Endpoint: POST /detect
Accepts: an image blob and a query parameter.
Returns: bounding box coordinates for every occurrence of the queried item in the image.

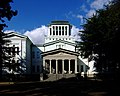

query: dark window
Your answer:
[32,65,35,72]
[12,59,15,64]
[37,65,40,72]
[32,51,35,58]
[37,51,40,59]
[65,27,67,35]
[50,28,51,35]
[53,26,55,35]
[59,26,61,35]
[53,31,55,35]
[81,65,84,72]
[12,45,15,56]
[17,47,19,55]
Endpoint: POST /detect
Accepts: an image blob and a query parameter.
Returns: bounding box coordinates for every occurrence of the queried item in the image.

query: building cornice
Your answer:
[41,48,79,57]
[44,40,76,47]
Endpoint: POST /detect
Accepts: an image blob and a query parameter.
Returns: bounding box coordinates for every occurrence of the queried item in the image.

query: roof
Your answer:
[4,32,27,38]
[48,20,72,27]
[3,32,33,44]
[41,48,79,57]
[44,40,76,47]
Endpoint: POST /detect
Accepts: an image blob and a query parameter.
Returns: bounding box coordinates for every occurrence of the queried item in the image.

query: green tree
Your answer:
[0,0,17,78]
[79,0,120,79]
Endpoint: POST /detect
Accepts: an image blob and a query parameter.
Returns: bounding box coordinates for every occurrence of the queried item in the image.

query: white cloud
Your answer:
[4,30,16,33]
[80,4,88,13]
[86,0,112,18]
[86,9,96,18]
[24,25,48,44]
[91,0,112,10]
[24,25,81,43]
[5,25,81,44]
[71,25,81,41]
[76,15,84,24]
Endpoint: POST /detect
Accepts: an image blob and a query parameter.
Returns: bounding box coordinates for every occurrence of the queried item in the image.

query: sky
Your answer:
[4,0,112,44]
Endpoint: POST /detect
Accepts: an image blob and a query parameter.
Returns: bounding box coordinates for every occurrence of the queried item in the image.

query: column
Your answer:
[62,60,64,74]
[64,26,65,36]
[67,26,69,36]
[51,26,53,36]
[75,59,77,73]
[55,26,56,35]
[56,60,58,74]
[69,60,70,74]
[43,58,45,70]
[50,60,51,74]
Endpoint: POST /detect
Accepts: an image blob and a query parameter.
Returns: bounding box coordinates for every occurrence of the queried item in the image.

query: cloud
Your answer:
[80,4,88,13]
[76,15,84,24]
[24,25,81,44]
[90,0,112,10]
[86,9,96,18]
[4,25,81,44]
[24,25,48,44]
[86,0,112,18]
[4,30,16,33]
[71,25,81,41]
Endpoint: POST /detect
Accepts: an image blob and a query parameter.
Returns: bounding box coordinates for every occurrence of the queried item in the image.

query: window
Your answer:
[53,31,55,35]
[53,26,55,35]
[32,65,35,72]
[37,51,40,59]
[50,28,52,35]
[12,45,15,56]
[59,45,61,48]
[62,26,64,35]
[32,51,35,58]
[81,65,84,72]
[17,47,19,55]
[56,26,58,35]
[37,65,40,72]
[65,26,67,35]
[12,59,15,64]
[59,26,61,35]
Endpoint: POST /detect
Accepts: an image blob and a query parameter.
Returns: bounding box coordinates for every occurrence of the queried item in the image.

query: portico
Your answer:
[42,48,78,74]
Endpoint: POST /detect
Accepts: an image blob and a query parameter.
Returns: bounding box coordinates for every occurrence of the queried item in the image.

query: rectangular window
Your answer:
[53,31,55,35]
[81,65,84,72]
[50,28,51,35]
[32,51,35,58]
[59,26,61,35]
[37,51,40,59]
[65,26,67,35]
[17,47,19,55]
[37,65,40,72]
[32,65,35,72]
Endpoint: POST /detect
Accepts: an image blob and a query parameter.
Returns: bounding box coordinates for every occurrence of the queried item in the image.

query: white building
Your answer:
[3,32,33,74]
[4,21,95,79]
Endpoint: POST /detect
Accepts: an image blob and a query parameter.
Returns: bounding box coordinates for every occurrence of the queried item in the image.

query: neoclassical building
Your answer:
[4,20,95,80]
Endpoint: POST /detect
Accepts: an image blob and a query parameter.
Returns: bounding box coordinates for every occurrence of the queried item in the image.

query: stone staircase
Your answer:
[44,74,76,82]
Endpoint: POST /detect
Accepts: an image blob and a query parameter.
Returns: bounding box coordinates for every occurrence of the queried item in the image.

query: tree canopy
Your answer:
[79,0,120,78]
[0,0,17,77]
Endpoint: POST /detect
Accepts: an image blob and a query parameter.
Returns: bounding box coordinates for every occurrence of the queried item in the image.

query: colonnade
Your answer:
[49,25,70,36]
[44,59,77,74]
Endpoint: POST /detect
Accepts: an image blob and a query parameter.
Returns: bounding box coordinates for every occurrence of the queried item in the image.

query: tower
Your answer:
[45,20,75,44]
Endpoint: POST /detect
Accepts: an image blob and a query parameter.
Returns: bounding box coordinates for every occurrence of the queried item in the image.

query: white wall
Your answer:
[45,42,75,52]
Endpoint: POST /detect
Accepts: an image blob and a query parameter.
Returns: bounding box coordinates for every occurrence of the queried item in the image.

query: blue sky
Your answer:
[4,0,112,44]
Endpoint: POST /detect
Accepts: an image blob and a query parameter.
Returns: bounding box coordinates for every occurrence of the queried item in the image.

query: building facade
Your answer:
[4,21,95,79]
[3,32,33,74]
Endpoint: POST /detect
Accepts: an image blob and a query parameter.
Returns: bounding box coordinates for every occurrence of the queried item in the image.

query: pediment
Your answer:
[42,48,79,57]
[4,32,27,39]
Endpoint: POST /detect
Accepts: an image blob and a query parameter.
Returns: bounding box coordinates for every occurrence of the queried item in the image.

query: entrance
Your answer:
[58,60,62,74]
